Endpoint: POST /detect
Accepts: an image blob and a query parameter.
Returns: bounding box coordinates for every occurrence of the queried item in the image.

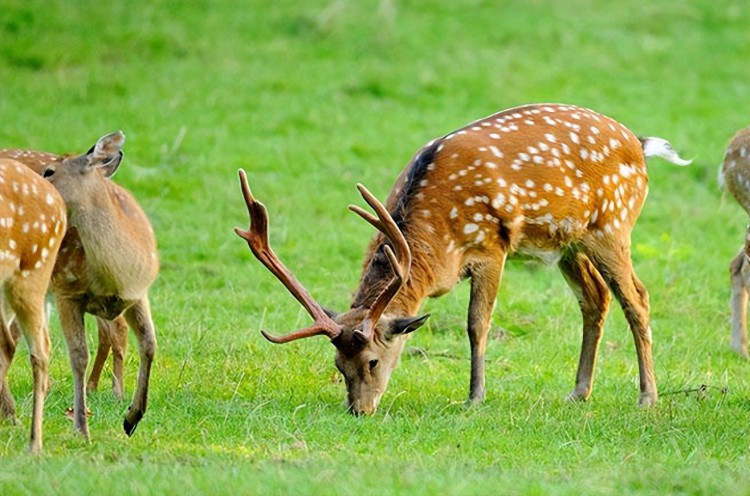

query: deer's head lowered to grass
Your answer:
[236,103,691,415]
[235,173,428,414]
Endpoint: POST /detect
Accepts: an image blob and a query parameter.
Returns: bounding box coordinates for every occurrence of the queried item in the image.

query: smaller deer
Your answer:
[38,132,158,440]
[719,126,750,358]
[0,148,130,402]
[0,158,67,453]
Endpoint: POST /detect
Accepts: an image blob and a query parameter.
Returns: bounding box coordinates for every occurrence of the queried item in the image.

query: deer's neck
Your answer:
[351,141,454,316]
[66,183,157,296]
[351,229,442,317]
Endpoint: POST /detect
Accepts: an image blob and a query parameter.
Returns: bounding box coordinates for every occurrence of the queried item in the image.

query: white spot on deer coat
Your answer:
[489,146,503,158]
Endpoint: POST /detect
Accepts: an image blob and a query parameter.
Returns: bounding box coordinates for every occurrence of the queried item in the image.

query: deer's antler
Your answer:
[348,183,412,338]
[234,169,341,343]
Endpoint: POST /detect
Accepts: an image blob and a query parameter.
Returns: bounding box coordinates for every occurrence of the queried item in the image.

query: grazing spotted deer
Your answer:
[0,158,66,453]
[12,132,158,440]
[0,148,130,400]
[236,103,691,415]
[719,126,750,358]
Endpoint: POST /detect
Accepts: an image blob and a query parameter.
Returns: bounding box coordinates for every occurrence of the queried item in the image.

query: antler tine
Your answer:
[234,169,341,342]
[349,183,412,334]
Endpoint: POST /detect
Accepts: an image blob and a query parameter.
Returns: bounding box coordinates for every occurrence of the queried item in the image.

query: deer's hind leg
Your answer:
[88,316,129,399]
[558,250,611,402]
[6,279,52,454]
[585,239,656,407]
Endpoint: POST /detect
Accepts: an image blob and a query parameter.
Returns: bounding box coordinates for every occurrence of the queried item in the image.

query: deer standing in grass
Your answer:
[0,148,130,401]
[0,158,66,453]
[236,103,690,415]
[719,126,750,358]
[4,132,158,440]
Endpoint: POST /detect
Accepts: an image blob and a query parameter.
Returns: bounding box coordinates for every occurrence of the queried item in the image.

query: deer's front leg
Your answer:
[729,250,749,358]
[122,298,156,436]
[466,256,505,406]
[57,298,90,440]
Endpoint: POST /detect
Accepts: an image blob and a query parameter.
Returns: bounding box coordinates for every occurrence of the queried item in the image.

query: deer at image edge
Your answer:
[719,126,750,358]
[0,158,66,453]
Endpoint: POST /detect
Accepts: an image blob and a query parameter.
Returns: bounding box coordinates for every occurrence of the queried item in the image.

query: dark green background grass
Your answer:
[1,0,749,494]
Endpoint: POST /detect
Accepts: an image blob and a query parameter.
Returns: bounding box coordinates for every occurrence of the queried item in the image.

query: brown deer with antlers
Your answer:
[719,126,750,358]
[0,158,66,453]
[1,132,158,440]
[0,148,129,402]
[236,103,691,415]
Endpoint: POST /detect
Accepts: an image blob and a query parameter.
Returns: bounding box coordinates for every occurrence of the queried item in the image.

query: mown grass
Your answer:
[1,0,749,494]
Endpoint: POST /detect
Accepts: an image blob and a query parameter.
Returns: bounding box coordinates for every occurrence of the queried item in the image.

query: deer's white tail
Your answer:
[641,137,692,166]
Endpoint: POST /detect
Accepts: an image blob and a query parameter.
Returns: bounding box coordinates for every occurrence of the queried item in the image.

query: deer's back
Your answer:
[395,104,648,261]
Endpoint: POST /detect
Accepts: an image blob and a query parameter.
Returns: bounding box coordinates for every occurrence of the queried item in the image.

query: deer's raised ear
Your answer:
[86,131,125,178]
[387,313,430,338]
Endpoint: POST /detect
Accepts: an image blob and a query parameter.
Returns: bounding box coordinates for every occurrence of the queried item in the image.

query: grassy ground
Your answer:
[1,0,749,494]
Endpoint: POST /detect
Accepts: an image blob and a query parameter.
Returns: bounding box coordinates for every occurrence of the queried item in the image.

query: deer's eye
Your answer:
[42,167,55,178]
[368,359,379,370]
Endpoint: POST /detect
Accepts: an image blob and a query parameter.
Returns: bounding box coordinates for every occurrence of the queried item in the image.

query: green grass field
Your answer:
[1,0,749,494]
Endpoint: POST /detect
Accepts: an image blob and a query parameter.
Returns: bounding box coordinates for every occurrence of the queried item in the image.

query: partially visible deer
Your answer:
[19,132,157,440]
[236,103,691,415]
[0,148,130,401]
[719,126,750,358]
[0,158,66,453]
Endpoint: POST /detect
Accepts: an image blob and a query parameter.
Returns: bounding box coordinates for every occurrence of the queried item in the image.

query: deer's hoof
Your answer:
[123,418,138,437]
[638,392,657,408]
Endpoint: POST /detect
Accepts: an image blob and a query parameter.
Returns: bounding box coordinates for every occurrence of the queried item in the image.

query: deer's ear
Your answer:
[323,307,339,319]
[97,151,123,178]
[387,314,430,338]
[86,131,125,177]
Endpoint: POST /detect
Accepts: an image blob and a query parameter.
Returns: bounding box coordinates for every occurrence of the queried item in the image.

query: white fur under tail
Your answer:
[641,137,692,166]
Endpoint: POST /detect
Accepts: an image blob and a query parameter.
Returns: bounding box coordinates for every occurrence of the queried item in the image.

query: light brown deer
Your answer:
[0,158,67,453]
[0,148,130,401]
[21,132,157,440]
[719,126,750,358]
[236,103,691,415]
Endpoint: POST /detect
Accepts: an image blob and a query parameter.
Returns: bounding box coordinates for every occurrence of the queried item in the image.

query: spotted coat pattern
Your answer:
[349,103,689,413]
[365,104,651,311]
[0,158,66,281]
